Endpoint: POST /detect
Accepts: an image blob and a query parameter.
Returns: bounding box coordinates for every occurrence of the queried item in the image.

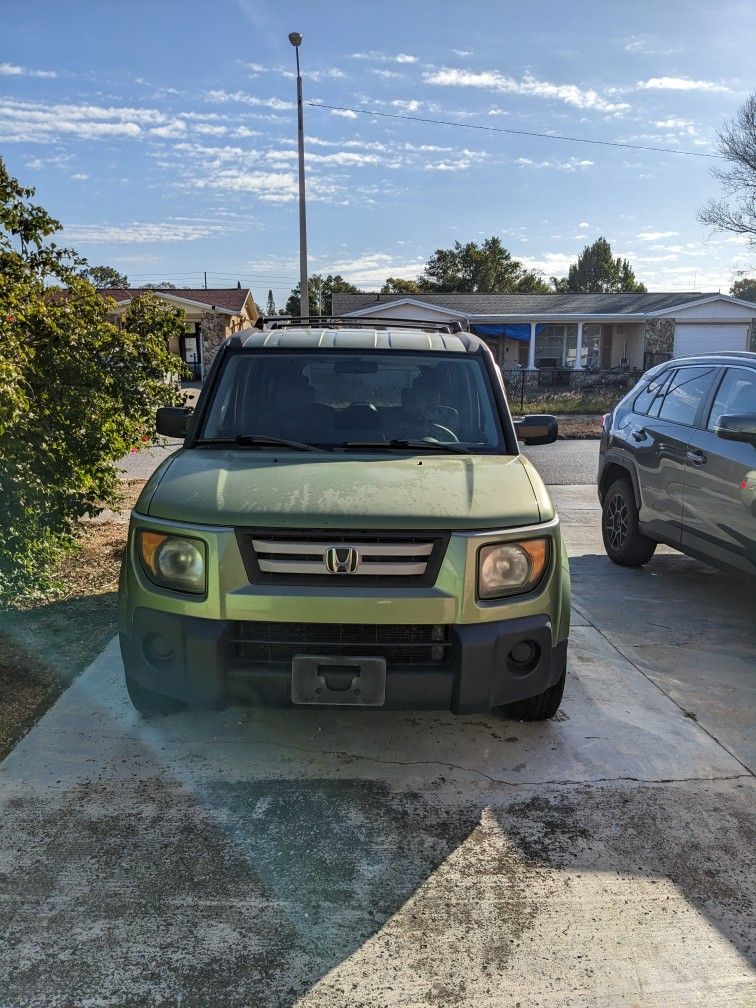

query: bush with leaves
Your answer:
[0,159,185,603]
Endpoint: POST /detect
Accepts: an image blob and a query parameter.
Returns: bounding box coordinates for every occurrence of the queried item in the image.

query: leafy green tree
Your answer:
[265,288,277,315]
[285,274,361,316]
[698,93,756,247]
[554,237,647,293]
[380,277,423,294]
[0,158,184,601]
[731,276,756,302]
[417,237,550,293]
[79,265,129,288]
[144,281,177,289]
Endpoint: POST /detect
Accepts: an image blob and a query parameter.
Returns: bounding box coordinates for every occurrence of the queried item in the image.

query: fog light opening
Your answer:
[143,632,175,669]
[507,639,540,674]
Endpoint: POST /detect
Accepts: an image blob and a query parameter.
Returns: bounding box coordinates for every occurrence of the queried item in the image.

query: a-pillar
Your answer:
[574,320,584,370]
[527,321,537,370]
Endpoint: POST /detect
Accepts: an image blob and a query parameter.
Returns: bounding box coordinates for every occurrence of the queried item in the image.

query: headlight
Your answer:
[137,531,207,594]
[478,538,549,599]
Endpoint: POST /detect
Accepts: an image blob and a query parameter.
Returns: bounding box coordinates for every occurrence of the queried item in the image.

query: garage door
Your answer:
[674,323,749,357]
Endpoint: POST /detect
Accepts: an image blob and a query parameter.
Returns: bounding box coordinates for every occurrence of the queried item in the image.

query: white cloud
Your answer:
[205,90,294,110]
[267,149,381,167]
[320,252,425,287]
[637,230,680,240]
[623,35,678,55]
[330,108,357,119]
[0,62,56,78]
[452,49,473,57]
[63,219,233,243]
[350,51,418,64]
[425,160,471,172]
[368,68,401,79]
[391,99,422,112]
[150,118,187,138]
[423,68,629,112]
[653,118,695,129]
[70,173,89,181]
[516,156,594,171]
[636,76,729,93]
[578,221,589,228]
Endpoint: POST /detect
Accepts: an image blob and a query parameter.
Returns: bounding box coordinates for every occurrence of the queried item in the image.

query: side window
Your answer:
[707,367,756,430]
[657,366,719,427]
[633,370,672,416]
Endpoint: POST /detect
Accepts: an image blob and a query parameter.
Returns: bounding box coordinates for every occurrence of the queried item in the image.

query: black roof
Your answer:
[333,291,733,316]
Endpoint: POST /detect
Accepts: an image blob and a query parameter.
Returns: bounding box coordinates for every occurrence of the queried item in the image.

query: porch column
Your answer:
[527,321,537,370]
[574,320,584,370]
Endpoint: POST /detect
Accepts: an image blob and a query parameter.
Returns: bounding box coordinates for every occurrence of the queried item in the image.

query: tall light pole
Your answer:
[289,31,309,318]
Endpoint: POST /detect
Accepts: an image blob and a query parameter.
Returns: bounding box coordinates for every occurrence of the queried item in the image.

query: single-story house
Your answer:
[332,292,756,370]
[101,287,258,378]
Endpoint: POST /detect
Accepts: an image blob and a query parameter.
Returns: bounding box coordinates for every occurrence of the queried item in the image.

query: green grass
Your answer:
[516,390,624,415]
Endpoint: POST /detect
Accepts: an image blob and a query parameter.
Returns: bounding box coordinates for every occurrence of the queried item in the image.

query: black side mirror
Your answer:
[714,414,756,444]
[156,406,193,438]
[514,414,559,446]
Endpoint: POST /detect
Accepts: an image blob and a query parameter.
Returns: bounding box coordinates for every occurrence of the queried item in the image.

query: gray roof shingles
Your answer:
[332,291,723,317]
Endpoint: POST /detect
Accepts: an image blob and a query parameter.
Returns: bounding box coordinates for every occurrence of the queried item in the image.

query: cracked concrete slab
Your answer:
[1,483,754,1007]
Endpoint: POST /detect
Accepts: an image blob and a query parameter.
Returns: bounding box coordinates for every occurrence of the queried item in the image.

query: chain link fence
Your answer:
[501,367,644,415]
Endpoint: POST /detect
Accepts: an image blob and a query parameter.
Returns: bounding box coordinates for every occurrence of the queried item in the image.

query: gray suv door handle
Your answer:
[686,449,707,466]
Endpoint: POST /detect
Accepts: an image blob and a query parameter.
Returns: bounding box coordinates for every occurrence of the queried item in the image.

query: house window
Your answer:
[535,324,578,368]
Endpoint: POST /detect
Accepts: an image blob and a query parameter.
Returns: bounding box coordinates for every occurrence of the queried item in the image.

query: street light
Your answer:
[289,31,309,318]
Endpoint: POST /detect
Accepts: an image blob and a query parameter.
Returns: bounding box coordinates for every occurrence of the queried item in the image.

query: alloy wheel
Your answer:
[604,492,629,551]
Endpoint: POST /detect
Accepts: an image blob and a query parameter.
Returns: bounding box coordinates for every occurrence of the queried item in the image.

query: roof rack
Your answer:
[253,314,468,335]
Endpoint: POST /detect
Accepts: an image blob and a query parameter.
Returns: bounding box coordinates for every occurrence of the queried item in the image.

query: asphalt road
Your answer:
[2,483,754,1006]
[117,438,601,486]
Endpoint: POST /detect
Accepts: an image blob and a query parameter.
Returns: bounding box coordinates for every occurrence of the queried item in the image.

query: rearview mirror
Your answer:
[714,413,756,444]
[156,406,193,438]
[514,414,558,446]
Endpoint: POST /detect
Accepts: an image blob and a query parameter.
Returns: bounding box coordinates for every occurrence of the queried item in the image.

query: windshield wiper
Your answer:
[199,434,325,452]
[342,439,471,455]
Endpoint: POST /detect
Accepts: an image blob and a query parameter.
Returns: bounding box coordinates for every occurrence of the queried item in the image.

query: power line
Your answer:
[306,101,724,160]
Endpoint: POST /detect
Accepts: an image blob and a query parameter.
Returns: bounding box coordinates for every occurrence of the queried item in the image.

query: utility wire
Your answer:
[306,101,724,160]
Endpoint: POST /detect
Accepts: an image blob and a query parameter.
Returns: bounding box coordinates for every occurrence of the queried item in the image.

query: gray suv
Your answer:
[598,352,756,577]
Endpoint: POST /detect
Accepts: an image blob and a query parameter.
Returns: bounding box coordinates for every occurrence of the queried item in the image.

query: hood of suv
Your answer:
[140,448,550,530]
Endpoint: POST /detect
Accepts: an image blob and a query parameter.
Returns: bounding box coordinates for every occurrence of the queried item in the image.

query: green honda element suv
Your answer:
[119,316,570,719]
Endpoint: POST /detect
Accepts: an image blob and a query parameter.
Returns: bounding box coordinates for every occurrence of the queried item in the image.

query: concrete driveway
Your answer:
[1,475,754,1006]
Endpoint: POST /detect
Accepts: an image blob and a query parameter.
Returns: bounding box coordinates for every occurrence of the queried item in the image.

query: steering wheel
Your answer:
[429,422,460,442]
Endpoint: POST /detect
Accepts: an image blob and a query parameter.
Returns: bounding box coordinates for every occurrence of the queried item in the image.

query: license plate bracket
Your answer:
[291,655,386,706]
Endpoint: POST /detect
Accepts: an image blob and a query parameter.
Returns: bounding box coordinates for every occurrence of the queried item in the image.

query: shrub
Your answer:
[0,159,185,603]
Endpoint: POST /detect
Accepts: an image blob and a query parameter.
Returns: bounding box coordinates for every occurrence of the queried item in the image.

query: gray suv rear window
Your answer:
[657,366,719,426]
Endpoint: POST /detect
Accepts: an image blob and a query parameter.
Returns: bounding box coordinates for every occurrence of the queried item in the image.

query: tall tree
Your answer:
[285,273,361,316]
[265,288,277,315]
[417,237,549,293]
[554,237,647,293]
[380,277,423,294]
[79,264,129,287]
[144,281,177,289]
[698,92,756,246]
[731,276,756,302]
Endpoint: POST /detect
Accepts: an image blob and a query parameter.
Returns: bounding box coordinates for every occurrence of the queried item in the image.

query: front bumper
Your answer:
[120,608,567,714]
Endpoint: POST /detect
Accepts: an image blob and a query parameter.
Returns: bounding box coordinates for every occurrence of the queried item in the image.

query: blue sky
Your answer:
[2,0,754,304]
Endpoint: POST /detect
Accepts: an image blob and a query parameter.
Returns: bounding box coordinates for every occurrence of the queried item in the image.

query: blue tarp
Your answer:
[471,323,546,342]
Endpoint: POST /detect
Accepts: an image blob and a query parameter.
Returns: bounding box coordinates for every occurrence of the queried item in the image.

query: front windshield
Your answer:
[200,351,505,451]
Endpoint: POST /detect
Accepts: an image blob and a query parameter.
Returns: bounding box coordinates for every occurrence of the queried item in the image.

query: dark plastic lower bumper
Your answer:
[120,608,568,715]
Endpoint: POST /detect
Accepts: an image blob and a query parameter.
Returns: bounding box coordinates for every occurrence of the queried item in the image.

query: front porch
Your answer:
[471,320,647,371]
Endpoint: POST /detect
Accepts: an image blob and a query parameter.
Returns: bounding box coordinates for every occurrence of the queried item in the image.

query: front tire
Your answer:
[499,667,566,721]
[602,476,656,567]
[125,675,184,717]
